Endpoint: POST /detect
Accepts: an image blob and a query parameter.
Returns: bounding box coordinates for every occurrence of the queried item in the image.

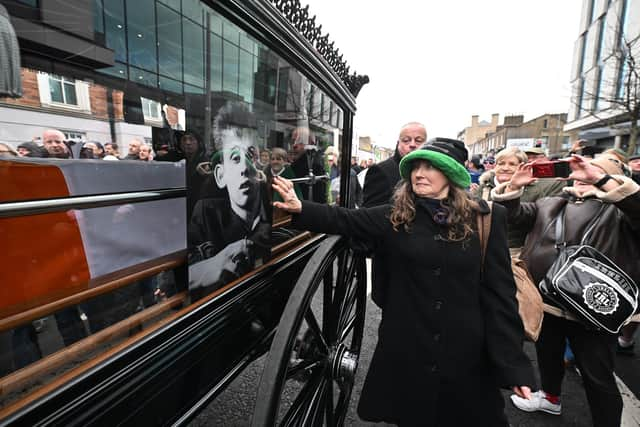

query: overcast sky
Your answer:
[304,0,583,149]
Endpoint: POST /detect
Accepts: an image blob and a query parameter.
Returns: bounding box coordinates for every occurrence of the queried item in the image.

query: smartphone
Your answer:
[531,161,571,178]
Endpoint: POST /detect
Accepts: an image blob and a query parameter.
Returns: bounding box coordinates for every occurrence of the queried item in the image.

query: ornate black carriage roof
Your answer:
[269,0,369,98]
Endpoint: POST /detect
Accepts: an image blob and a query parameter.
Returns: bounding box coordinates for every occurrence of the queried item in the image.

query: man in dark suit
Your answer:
[363,122,426,307]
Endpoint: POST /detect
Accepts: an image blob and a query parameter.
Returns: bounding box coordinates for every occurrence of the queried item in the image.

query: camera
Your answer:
[531,161,571,178]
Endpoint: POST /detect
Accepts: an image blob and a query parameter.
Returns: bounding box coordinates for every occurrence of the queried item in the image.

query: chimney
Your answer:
[471,115,479,127]
[491,113,499,127]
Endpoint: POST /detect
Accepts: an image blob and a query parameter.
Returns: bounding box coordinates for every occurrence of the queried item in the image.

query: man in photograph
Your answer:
[187,101,271,297]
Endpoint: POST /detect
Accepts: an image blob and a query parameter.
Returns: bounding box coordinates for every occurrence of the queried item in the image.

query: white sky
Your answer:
[304,0,583,149]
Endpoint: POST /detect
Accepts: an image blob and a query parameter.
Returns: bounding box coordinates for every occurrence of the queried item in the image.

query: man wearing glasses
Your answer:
[362,122,426,308]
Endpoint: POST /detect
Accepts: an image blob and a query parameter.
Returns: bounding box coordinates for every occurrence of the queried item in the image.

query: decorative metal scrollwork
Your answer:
[269,0,369,97]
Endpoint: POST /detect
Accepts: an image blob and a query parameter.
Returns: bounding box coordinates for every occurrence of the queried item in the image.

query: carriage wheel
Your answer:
[252,235,367,427]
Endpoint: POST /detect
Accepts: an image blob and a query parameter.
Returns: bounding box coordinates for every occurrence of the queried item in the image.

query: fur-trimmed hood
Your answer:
[478,170,495,187]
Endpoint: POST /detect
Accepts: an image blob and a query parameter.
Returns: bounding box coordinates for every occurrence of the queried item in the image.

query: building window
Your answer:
[619,0,629,44]
[595,65,606,110]
[141,97,162,120]
[543,119,548,128]
[37,72,91,111]
[49,75,78,105]
[617,59,628,100]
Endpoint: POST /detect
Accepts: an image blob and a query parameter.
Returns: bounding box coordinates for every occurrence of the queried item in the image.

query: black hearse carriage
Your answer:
[0,0,369,425]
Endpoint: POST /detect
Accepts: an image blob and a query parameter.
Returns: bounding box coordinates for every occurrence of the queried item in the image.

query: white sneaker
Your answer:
[510,390,561,415]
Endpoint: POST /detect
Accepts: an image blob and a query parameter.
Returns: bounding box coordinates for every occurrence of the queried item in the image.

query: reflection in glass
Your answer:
[183,17,205,88]
[210,33,223,92]
[49,75,77,105]
[104,0,127,62]
[188,101,272,299]
[157,3,183,81]
[182,0,204,25]
[223,40,239,94]
[126,0,157,71]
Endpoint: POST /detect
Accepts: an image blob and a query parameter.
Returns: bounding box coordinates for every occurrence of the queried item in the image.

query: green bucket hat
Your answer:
[399,138,471,188]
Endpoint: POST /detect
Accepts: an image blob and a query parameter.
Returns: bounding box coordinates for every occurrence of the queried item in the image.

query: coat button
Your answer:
[433,333,441,342]
[434,301,443,311]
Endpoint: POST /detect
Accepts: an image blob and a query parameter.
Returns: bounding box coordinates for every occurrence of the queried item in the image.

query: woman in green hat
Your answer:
[272,137,534,426]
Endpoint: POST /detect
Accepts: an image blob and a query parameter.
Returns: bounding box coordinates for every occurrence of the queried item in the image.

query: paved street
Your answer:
[191,261,640,426]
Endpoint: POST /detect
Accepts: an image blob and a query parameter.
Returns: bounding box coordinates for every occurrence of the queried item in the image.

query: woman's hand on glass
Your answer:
[272,176,302,213]
[507,163,537,191]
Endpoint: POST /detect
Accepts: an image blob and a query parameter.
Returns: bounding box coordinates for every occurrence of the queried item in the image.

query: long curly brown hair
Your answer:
[389,179,480,242]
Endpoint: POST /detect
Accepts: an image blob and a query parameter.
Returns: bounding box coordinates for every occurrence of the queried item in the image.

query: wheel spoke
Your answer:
[304,310,329,353]
[337,283,358,333]
[339,313,357,344]
[337,277,359,334]
[336,252,352,290]
[285,357,324,380]
[281,368,325,427]
[323,265,335,341]
[300,375,329,427]
[333,384,353,427]
[324,376,335,427]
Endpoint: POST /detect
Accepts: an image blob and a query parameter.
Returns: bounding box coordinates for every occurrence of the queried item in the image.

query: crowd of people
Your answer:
[3,114,640,425]
[270,121,640,427]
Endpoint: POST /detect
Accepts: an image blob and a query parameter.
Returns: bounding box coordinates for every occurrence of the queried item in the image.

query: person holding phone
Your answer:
[491,153,640,427]
[475,147,564,249]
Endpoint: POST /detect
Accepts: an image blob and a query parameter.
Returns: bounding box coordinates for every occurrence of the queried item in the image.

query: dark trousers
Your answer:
[536,313,621,427]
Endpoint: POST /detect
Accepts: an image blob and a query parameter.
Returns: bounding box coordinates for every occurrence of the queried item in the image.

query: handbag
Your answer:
[478,203,544,341]
[539,204,639,333]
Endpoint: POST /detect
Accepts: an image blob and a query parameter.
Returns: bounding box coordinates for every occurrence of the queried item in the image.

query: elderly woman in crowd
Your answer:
[272,138,534,426]
[492,153,640,427]
[475,147,564,248]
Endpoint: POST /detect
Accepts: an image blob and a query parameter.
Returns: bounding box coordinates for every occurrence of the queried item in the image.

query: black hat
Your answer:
[420,137,469,165]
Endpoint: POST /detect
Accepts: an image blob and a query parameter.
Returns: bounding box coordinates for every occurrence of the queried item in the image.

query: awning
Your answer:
[578,120,640,140]
[0,4,22,98]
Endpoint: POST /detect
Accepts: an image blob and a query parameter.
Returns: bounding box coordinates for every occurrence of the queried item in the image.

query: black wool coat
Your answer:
[292,200,534,426]
[362,150,402,308]
[362,150,402,208]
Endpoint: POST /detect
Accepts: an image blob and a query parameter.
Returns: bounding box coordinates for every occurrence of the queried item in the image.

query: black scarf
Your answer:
[415,197,449,225]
